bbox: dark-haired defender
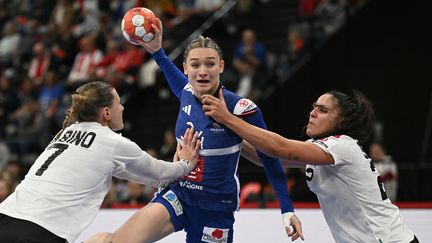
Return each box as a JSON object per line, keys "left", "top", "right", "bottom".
{"left": 202, "top": 90, "right": 419, "bottom": 243}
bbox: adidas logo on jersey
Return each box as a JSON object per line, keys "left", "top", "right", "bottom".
{"left": 182, "top": 105, "right": 191, "bottom": 116}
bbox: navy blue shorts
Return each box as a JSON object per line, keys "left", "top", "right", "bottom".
{"left": 152, "top": 188, "right": 235, "bottom": 243}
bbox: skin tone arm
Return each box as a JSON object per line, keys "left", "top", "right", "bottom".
{"left": 241, "top": 141, "right": 306, "bottom": 168}
{"left": 202, "top": 90, "right": 334, "bottom": 165}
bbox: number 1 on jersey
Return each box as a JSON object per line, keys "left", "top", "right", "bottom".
{"left": 35, "top": 143, "right": 69, "bottom": 176}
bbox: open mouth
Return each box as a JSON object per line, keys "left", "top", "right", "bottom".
{"left": 197, "top": 80, "right": 210, "bottom": 84}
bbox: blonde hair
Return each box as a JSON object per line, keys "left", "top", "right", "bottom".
{"left": 183, "top": 36, "right": 223, "bottom": 63}
{"left": 54, "top": 81, "right": 114, "bottom": 140}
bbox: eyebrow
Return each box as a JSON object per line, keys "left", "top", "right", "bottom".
{"left": 312, "top": 102, "right": 332, "bottom": 111}
{"left": 189, "top": 57, "right": 217, "bottom": 61}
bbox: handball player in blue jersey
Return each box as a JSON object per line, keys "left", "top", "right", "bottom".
{"left": 85, "top": 21, "right": 303, "bottom": 243}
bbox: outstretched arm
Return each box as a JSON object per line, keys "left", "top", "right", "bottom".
{"left": 241, "top": 141, "right": 306, "bottom": 168}
{"left": 113, "top": 128, "right": 200, "bottom": 188}
{"left": 136, "top": 20, "right": 188, "bottom": 98}
{"left": 202, "top": 90, "right": 334, "bottom": 165}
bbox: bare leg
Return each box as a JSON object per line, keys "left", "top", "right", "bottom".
{"left": 83, "top": 232, "right": 112, "bottom": 243}
{"left": 110, "top": 202, "right": 175, "bottom": 243}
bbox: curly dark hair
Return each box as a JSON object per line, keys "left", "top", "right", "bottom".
{"left": 325, "top": 90, "right": 375, "bottom": 144}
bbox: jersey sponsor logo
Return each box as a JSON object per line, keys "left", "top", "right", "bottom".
{"left": 182, "top": 105, "right": 191, "bottom": 116}
{"left": 201, "top": 227, "right": 229, "bottom": 243}
{"left": 210, "top": 123, "right": 225, "bottom": 133}
{"left": 313, "top": 139, "right": 328, "bottom": 148}
{"left": 162, "top": 190, "right": 183, "bottom": 216}
{"left": 182, "top": 156, "right": 204, "bottom": 182}
{"left": 57, "top": 130, "right": 96, "bottom": 148}
{"left": 179, "top": 180, "right": 204, "bottom": 190}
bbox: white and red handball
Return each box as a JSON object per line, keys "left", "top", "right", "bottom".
{"left": 121, "top": 7, "right": 158, "bottom": 45}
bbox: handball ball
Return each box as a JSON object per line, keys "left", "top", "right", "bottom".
{"left": 121, "top": 7, "right": 158, "bottom": 45}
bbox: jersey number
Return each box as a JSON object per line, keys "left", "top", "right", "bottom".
{"left": 370, "top": 162, "right": 388, "bottom": 200}
{"left": 35, "top": 143, "right": 69, "bottom": 176}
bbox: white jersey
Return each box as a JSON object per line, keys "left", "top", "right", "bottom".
{"left": 0, "top": 122, "right": 194, "bottom": 243}
{"left": 305, "top": 135, "right": 414, "bottom": 243}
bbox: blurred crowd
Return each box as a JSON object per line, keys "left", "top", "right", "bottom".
{"left": 0, "top": 0, "right": 372, "bottom": 207}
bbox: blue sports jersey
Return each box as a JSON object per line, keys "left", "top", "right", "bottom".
{"left": 152, "top": 49, "right": 294, "bottom": 213}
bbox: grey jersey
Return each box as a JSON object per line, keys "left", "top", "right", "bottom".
{"left": 306, "top": 135, "right": 414, "bottom": 243}
{"left": 0, "top": 122, "right": 194, "bottom": 242}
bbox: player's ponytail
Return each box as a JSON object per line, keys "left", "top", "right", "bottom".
{"left": 53, "top": 81, "right": 114, "bottom": 141}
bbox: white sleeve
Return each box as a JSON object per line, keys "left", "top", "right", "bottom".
{"left": 310, "top": 136, "right": 353, "bottom": 166}
{"left": 111, "top": 136, "right": 195, "bottom": 187}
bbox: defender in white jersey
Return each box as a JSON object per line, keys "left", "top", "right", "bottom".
{"left": 0, "top": 82, "right": 200, "bottom": 243}
{"left": 202, "top": 90, "right": 419, "bottom": 243}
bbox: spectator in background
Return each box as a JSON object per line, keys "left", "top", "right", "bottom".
{"left": 38, "top": 70, "right": 63, "bottom": 139}
{"left": 0, "top": 142, "right": 10, "bottom": 171}
{"left": 232, "top": 28, "right": 268, "bottom": 101}
{"left": 2, "top": 161, "right": 22, "bottom": 183}
{"left": 67, "top": 35, "right": 103, "bottom": 87}
{"left": 314, "top": 0, "right": 347, "bottom": 36}
{"left": 0, "top": 179, "right": 12, "bottom": 203}
{"left": 168, "top": 0, "right": 224, "bottom": 42}
{"left": 369, "top": 142, "right": 398, "bottom": 202}
{"left": 275, "top": 24, "right": 308, "bottom": 83}
{"left": 28, "top": 42, "right": 52, "bottom": 86}
{"left": 121, "top": 181, "right": 152, "bottom": 205}
{"left": 143, "top": 0, "right": 178, "bottom": 52}
{"left": 0, "top": 74, "right": 20, "bottom": 137}
{"left": 158, "top": 128, "right": 177, "bottom": 161}
{"left": 48, "top": 23, "right": 77, "bottom": 79}
{"left": 17, "top": 18, "right": 43, "bottom": 68}
{"left": 5, "top": 95, "right": 47, "bottom": 160}
{"left": 0, "top": 21, "right": 21, "bottom": 69}
{"left": 101, "top": 183, "right": 119, "bottom": 208}
{"left": 48, "top": 0, "right": 75, "bottom": 34}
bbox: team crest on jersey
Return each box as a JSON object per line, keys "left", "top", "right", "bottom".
{"left": 233, "top": 98, "right": 257, "bottom": 116}
{"left": 162, "top": 190, "right": 183, "bottom": 216}
{"left": 201, "top": 227, "right": 229, "bottom": 243}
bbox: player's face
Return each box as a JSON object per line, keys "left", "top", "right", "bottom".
{"left": 306, "top": 94, "right": 341, "bottom": 138}
{"left": 108, "top": 89, "right": 124, "bottom": 131}
{"left": 183, "top": 48, "right": 224, "bottom": 98}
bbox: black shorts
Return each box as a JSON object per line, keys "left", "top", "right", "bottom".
{"left": 411, "top": 235, "right": 420, "bottom": 243}
{"left": 0, "top": 213, "right": 66, "bottom": 243}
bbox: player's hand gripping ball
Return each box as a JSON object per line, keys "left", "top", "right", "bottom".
{"left": 121, "top": 7, "right": 158, "bottom": 45}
